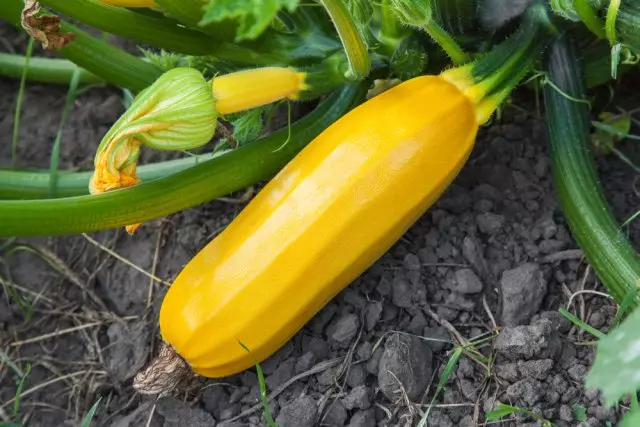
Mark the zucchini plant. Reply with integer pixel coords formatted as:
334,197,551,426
0,0,638,402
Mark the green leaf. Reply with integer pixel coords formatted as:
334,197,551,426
230,106,269,145
559,307,605,339
80,397,102,427
0,423,22,427
591,111,632,155
586,307,640,406
201,0,299,41
573,404,587,421
485,404,522,421
621,408,640,427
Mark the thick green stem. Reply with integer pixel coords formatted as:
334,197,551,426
574,0,607,39
422,20,468,65
544,33,640,305
0,84,367,237
39,0,219,55
0,155,216,199
377,0,409,55
318,0,371,80
0,0,162,91
0,53,102,85
457,1,557,123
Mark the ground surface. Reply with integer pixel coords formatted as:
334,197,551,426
1,24,640,427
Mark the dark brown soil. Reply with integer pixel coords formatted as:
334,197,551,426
1,22,640,427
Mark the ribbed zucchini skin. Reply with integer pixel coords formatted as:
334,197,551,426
160,76,479,377
544,33,640,304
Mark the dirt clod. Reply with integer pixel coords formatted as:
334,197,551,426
105,320,149,382
275,394,318,427
328,313,360,348
378,333,432,401
347,408,376,427
500,263,548,326
343,385,371,410
156,397,215,427
323,400,348,426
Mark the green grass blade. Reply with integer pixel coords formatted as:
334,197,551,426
485,403,521,421
13,363,31,418
613,287,638,327
49,69,82,197
80,397,102,427
11,38,33,169
417,346,463,427
238,342,276,426
0,347,22,378
559,306,605,339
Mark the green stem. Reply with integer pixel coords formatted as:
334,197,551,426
606,0,621,44
0,84,367,237
574,0,607,39
318,0,371,80
0,53,103,85
377,0,409,55
0,0,162,92
422,20,468,65
11,38,33,170
0,155,217,199
471,2,557,120
544,33,640,305
154,0,237,41
39,0,219,55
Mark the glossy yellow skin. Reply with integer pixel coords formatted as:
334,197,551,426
160,75,479,377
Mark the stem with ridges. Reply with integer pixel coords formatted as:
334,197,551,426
0,0,162,92
442,1,557,124
544,32,640,305
0,53,103,85
318,0,371,80
39,0,219,55
422,20,468,65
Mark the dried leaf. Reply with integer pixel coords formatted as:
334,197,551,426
21,0,76,50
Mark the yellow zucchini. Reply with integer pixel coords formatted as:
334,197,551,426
134,4,553,392
159,75,478,377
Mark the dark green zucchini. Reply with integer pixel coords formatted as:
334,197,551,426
544,33,640,304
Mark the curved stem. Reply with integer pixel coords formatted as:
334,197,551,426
40,0,219,55
423,20,468,65
0,84,367,236
318,0,371,80
0,53,103,85
574,0,606,39
0,0,162,92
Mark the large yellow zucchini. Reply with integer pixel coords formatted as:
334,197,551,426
159,75,478,377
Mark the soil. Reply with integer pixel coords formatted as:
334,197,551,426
1,21,640,427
